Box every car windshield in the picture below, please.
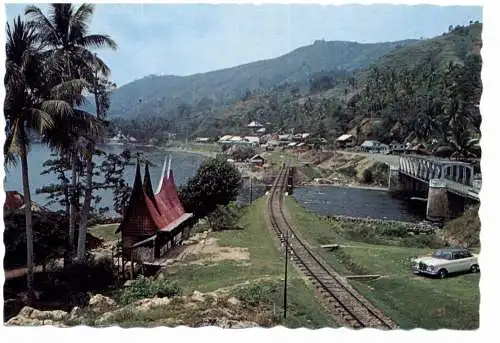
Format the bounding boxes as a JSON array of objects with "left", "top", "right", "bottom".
[{"left": 432, "top": 250, "right": 452, "bottom": 260}]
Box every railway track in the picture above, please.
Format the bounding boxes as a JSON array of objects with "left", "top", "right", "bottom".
[{"left": 267, "top": 164, "right": 398, "bottom": 329}]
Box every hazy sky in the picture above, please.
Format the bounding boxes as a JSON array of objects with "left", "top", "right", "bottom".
[{"left": 5, "top": 3, "right": 482, "bottom": 86}]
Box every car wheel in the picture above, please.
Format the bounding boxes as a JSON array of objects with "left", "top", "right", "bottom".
[
  {"left": 470, "top": 264, "right": 480, "bottom": 273},
  {"left": 438, "top": 269, "right": 448, "bottom": 279}
]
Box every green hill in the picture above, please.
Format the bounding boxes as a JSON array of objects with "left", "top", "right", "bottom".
[
  {"left": 104, "top": 39, "right": 416, "bottom": 119},
  {"left": 110, "top": 23, "right": 482, "bottom": 150}
]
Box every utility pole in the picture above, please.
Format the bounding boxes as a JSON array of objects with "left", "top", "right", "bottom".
[
  {"left": 282, "top": 230, "right": 293, "bottom": 320},
  {"left": 249, "top": 176, "right": 253, "bottom": 204},
  {"left": 283, "top": 230, "right": 288, "bottom": 319}
]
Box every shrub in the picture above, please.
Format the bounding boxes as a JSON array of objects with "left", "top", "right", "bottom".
[
  {"left": 337, "top": 165, "right": 357, "bottom": 178},
  {"left": 118, "top": 275, "right": 182, "bottom": 305},
  {"left": 361, "top": 169, "right": 373, "bottom": 183},
  {"left": 233, "top": 282, "right": 279, "bottom": 308},
  {"left": 179, "top": 156, "right": 243, "bottom": 218},
  {"left": 441, "top": 205, "right": 480, "bottom": 248}
]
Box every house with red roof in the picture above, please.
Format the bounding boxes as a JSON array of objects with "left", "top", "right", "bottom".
[{"left": 116, "top": 157, "right": 194, "bottom": 263}]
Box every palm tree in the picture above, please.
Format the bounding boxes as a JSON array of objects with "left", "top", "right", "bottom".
[
  {"left": 25, "top": 3, "right": 117, "bottom": 261},
  {"left": 5, "top": 16, "right": 73, "bottom": 299}
]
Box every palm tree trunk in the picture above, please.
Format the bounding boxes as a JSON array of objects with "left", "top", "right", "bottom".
[
  {"left": 19, "top": 132, "right": 34, "bottom": 301},
  {"left": 76, "top": 142, "right": 94, "bottom": 262},
  {"left": 68, "top": 148, "right": 78, "bottom": 259}
]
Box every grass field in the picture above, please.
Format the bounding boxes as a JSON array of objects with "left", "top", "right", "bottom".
[
  {"left": 160, "top": 198, "right": 333, "bottom": 328},
  {"left": 89, "top": 223, "right": 120, "bottom": 242},
  {"left": 284, "top": 197, "right": 480, "bottom": 329}
]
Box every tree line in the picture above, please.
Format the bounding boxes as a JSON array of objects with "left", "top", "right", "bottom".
[
  {"left": 110, "top": 23, "right": 481, "bottom": 158},
  {"left": 4, "top": 3, "right": 117, "bottom": 299}
]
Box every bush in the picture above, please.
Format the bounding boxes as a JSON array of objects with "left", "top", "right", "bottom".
[
  {"left": 361, "top": 169, "right": 373, "bottom": 183},
  {"left": 337, "top": 165, "right": 357, "bottom": 178},
  {"left": 233, "top": 282, "right": 279, "bottom": 308},
  {"left": 65, "top": 255, "right": 117, "bottom": 292},
  {"left": 118, "top": 275, "right": 182, "bottom": 305},
  {"left": 179, "top": 156, "right": 243, "bottom": 218},
  {"left": 441, "top": 205, "right": 480, "bottom": 248}
]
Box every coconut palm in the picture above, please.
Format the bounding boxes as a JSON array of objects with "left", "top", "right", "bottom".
[
  {"left": 25, "top": 3, "right": 117, "bottom": 261},
  {"left": 5, "top": 16, "right": 74, "bottom": 298}
]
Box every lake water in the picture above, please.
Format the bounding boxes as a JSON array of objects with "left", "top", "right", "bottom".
[
  {"left": 4, "top": 144, "right": 424, "bottom": 221},
  {"left": 293, "top": 186, "right": 426, "bottom": 222},
  {"left": 3, "top": 144, "right": 206, "bottom": 214}
]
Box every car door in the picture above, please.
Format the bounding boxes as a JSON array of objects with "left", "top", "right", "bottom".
[
  {"left": 461, "top": 250, "right": 475, "bottom": 270},
  {"left": 454, "top": 251, "right": 469, "bottom": 272},
  {"left": 449, "top": 252, "right": 463, "bottom": 273}
]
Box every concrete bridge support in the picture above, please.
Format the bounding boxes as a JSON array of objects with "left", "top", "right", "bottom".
[
  {"left": 388, "top": 166, "right": 401, "bottom": 194},
  {"left": 426, "top": 179, "right": 450, "bottom": 222}
]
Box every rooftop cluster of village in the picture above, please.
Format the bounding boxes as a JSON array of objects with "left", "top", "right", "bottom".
[{"left": 193, "top": 121, "right": 433, "bottom": 156}]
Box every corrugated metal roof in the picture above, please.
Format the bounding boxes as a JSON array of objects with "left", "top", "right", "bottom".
[
  {"left": 336, "top": 134, "right": 353, "bottom": 141},
  {"left": 361, "top": 140, "right": 380, "bottom": 147},
  {"left": 244, "top": 136, "right": 260, "bottom": 143}
]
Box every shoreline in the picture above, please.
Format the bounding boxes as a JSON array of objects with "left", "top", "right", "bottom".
[
  {"left": 296, "top": 182, "right": 388, "bottom": 192},
  {"left": 160, "top": 146, "right": 218, "bottom": 158}
]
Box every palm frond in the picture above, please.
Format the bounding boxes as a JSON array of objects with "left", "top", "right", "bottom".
[
  {"left": 69, "top": 3, "right": 95, "bottom": 40},
  {"left": 79, "top": 34, "right": 118, "bottom": 50},
  {"left": 28, "top": 107, "right": 55, "bottom": 132},
  {"left": 51, "top": 78, "right": 91, "bottom": 101},
  {"left": 40, "top": 100, "right": 74, "bottom": 121},
  {"left": 24, "top": 5, "right": 61, "bottom": 47}
]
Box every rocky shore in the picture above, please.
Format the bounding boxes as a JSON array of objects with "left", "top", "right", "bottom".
[{"left": 6, "top": 290, "right": 262, "bottom": 328}]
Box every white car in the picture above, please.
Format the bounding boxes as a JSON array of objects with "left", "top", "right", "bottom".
[{"left": 411, "top": 248, "right": 479, "bottom": 279}]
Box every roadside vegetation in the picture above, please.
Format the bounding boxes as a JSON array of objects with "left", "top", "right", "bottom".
[
  {"left": 439, "top": 205, "right": 480, "bottom": 248},
  {"left": 40, "top": 198, "right": 333, "bottom": 328},
  {"left": 158, "top": 198, "right": 333, "bottom": 328},
  {"left": 284, "top": 197, "right": 480, "bottom": 329}
]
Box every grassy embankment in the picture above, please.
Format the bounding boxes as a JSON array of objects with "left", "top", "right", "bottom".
[
  {"left": 160, "top": 141, "right": 221, "bottom": 157},
  {"left": 89, "top": 224, "right": 120, "bottom": 242},
  {"left": 89, "top": 198, "right": 332, "bottom": 328},
  {"left": 284, "top": 197, "right": 480, "bottom": 329}
]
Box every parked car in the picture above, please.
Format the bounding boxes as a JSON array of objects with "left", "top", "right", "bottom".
[{"left": 410, "top": 248, "right": 479, "bottom": 279}]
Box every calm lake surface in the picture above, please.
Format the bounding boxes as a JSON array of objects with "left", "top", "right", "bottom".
[
  {"left": 293, "top": 186, "right": 426, "bottom": 222},
  {"left": 4, "top": 144, "right": 424, "bottom": 221},
  {"left": 4, "top": 144, "right": 206, "bottom": 214}
]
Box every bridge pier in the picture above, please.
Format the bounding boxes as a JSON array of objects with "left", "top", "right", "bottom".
[
  {"left": 426, "top": 179, "right": 450, "bottom": 222},
  {"left": 388, "top": 166, "right": 401, "bottom": 194}
]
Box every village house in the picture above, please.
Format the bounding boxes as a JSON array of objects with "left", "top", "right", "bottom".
[
  {"left": 217, "top": 135, "right": 260, "bottom": 147},
  {"left": 248, "top": 154, "right": 265, "bottom": 167},
  {"left": 116, "top": 157, "right": 194, "bottom": 263},
  {"left": 243, "top": 136, "right": 260, "bottom": 146},
  {"left": 360, "top": 140, "right": 389, "bottom": 153},
  {"left": 247, "top": 121, "right": 263, "bottom": 129},
  {"left": 194, "top": 137, "right": 211, "bottom": 143},
  {"left": 335, "top": 134, "right": 356, "bottom": 148},
  {"left": 389, "top": 142, "right": 409, "bottom": 155}
]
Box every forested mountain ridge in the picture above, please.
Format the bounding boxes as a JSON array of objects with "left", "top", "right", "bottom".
[
  {"left": 111, "top": 22, "right": 482, "bottom": 158},
  {"left": 103, "top": 39, "right": 417, "bottom": 119}
]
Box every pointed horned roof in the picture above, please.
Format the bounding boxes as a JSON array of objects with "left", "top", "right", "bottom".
[
  {"left": 117, "top": 156, "right": 193, "bottom": 247},
  {"left": 143, "top": 162, "right": 158, "bottom": 211}
]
